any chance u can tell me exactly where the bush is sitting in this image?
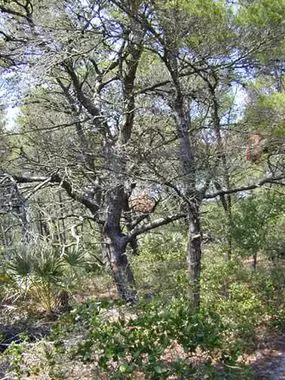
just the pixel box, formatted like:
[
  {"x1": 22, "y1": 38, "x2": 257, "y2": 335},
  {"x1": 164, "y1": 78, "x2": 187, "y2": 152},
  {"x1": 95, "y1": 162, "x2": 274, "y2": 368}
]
[
  {"x1": 201, "y1": 254, "x2": 285, "y2": 357},
  {"x1": 49, "y1": 297, "x2": 246, "y2": 378}
]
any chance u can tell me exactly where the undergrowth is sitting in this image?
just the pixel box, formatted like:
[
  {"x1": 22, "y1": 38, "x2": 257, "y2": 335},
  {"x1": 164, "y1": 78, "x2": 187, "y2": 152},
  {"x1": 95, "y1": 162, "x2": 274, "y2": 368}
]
[{"x1": 2, "y1": 247, "x2": 284, "y2": 379}]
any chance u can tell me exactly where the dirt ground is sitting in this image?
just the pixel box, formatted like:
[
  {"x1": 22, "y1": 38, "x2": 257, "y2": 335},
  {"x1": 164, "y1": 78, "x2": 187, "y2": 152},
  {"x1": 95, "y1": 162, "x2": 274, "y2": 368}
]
[{"x1": 251, "y1": 335, "x2": 285, "y2": 379}]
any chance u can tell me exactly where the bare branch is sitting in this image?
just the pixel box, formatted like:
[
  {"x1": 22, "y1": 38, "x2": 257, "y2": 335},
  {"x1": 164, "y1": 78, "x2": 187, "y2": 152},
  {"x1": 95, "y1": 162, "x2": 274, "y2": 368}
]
[
  {"x1": 205, "y1": 176, "x2": 285, "y2": 199},
  {"x1": 12, "y1": 173, "x2": 100, "y2": 219},
  {"x1": 128, "y1": 213, "x2": 185, "y2": 240}
]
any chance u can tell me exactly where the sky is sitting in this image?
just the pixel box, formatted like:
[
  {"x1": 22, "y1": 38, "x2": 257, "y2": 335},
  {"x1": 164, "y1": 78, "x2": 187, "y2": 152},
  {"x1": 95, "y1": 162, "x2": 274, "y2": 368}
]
[{"x1": 4, "y1": 107, "x2": 21, "y2": 130}]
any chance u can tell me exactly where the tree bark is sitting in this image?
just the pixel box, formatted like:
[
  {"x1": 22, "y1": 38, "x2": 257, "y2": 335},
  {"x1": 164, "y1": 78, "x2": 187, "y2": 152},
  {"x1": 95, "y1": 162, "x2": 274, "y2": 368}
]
[
  {"x1": 101, "y1": 184, "x2": 137, "y2": 303},
  {"x1": 252, "y1": 252, "x2": 257, "y2": 270},
  {"x1": 163, "y1": 41, "x2": 203, "y2": 309},
  {"x1": 172, "y1": 83, "x2": 203, "y2": 310},
  {"x1": 102, "y1": 229, "x2": 136, "y2": 303},
  {"x1": 186, "y1": 202, "x2": 202, "y2": 310},
  {"x1": 209, "y1": 79, "x2": 233, "y2": 261}
]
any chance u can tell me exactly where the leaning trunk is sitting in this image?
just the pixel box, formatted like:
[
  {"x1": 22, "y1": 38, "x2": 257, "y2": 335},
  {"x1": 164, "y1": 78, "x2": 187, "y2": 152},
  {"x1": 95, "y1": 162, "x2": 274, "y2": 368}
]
[
  {"x1": 102, "y1": 226, "x2": 136, "y2": 304},
  {"x1": 186, "y1": 202, "x2": 202, "y2": 310}
]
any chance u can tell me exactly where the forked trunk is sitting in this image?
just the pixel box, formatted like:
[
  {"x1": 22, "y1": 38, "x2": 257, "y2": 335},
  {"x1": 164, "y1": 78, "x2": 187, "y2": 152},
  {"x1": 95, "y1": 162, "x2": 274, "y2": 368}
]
[{"x1": 102, "y1": 231, "x2": 136, "y2": 304}]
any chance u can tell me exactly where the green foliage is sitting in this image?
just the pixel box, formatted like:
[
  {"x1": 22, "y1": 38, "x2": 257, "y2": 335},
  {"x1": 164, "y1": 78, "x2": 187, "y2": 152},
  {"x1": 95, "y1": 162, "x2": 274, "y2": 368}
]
[
  {"x1": 130, "y1": 228, "x2": 186, "y2": 300},
  {"x1": 231, "y1": 191, "x2": 285, "y2": 257},
  {"x1": 157, "y1": 0, "x2": 233, "y2": 53},
  {"x1": 202, "y1": 253, "x2": 285, "y2": 357},
  {"x1": 4, "y1": 243, "x2": 64, "y2": 311},
  {"x1": 1, "y1": 0, "x2": 285, "y2": 377},
  {"x1": 7, "y1": 249, "x2": 32, "y2": 278},
  {"x1": 202, "y1": 202, "x2": 231, "y2": 252},
  {"x1": 63, "y1": 246, "x2": 86, "y2": 268},
  {"x1": 47, "y1": 249, "x2": 285, "y2": 377},
  {"x1": 237, "y1": 0, "x2": 285, "y2": 26},
  {"x1": 202, "y1": 258, "x2": 262, "y2": 355},
  {"x1": 160, "y1": 0, "x2": 227, "y2": 19},
  {"x1": 3, "y1": 245, "x2": 285, "y2": 378},
  {"x1": 33, "y1": 249, "x2": 65, "y2": 283},
  {"x1": 245, "y1": 87, "x2": 285, "y2": 135},
  {"x1": 5, "y1": 340, "x2": 29, "y2": 377},
  {"x1": 204, "y1": 190, "x2": 285, "y2": 261},
  {"x1": 51, "y1": 297, "x2": 224, "y2": 378},
  {"x1": 140, "y1": 223, "x2": 186, "y2": 259}
]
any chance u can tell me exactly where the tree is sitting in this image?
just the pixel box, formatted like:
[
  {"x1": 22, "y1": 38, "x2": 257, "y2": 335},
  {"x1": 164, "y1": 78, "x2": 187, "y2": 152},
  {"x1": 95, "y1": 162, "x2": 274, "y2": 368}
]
[
  {"x1": 0, "y1": 0, "x2": 185, "y2": 303},
  {"x1": 1, "y1": 0, "x2": 285, "y2": 308},
  {"x1": 129, "y1": 0, "x2": 285, "y2": 308}
]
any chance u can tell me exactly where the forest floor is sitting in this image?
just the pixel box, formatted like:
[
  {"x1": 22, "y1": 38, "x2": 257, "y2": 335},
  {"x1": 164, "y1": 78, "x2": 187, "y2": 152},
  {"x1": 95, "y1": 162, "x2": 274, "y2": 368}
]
[
  {"x1": 1, "y1": 258, "x2": 285, "y2": 379},
  {"x1": 1, "y1": 304, "x2": 285, "y2": 379},
  {"x1": 248, "y1": 334, "x2": 285, "y2": 379}
]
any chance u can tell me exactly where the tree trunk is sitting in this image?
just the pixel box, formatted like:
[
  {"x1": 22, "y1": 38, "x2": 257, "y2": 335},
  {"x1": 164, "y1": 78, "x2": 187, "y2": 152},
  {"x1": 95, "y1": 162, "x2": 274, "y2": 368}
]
[
  {"x1": 186, "y1": 202, "x2": 202, "y2": 310},
  {"x1": 169, "y1": 74, "x2": 202, "y2": 310},
  {"x1": 102, "y1": 230, "x2": 136, "y2": 303},
  {"x1": 252, "y1": 252, "x2": 257, "y2": 270},
  {"x1": 101, "y1": 184, "x2": 137, "y2": 303},
  {"x1": 215, "y1": 183, "x2": 233, "y2": 261},
  {"x1": 172, "y1": 92, "x2": 202, "y2": 310},
  {"x1": 211, "y1": 85, "x2": 233, "y2": 261}
]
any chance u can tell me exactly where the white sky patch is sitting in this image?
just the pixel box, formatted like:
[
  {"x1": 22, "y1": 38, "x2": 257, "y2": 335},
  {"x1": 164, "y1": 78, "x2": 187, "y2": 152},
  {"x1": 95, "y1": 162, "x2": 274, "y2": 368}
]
[
  {"x1": 4, "y1": 107, "x2": 21, "y2": 131},
  {"x1": 231, "y1": 84, "x2": 248, "y2": 121}
]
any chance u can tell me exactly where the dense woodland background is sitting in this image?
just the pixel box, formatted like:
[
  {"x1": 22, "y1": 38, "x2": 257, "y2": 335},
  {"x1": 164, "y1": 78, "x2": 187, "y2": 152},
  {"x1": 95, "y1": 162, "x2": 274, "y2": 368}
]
[{"x1": 0, "y1": 0, "x2": 285, "y2": 378}]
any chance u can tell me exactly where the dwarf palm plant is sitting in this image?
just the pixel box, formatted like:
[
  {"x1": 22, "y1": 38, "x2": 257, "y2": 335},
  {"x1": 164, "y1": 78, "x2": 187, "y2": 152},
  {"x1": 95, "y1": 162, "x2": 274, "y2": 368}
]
[
  {"x1": 31, "y1": 247, "x2": 65, "y2": 312},
  {"x1": 5, "y1": 242, "x2": 65, "y2": 312}
]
